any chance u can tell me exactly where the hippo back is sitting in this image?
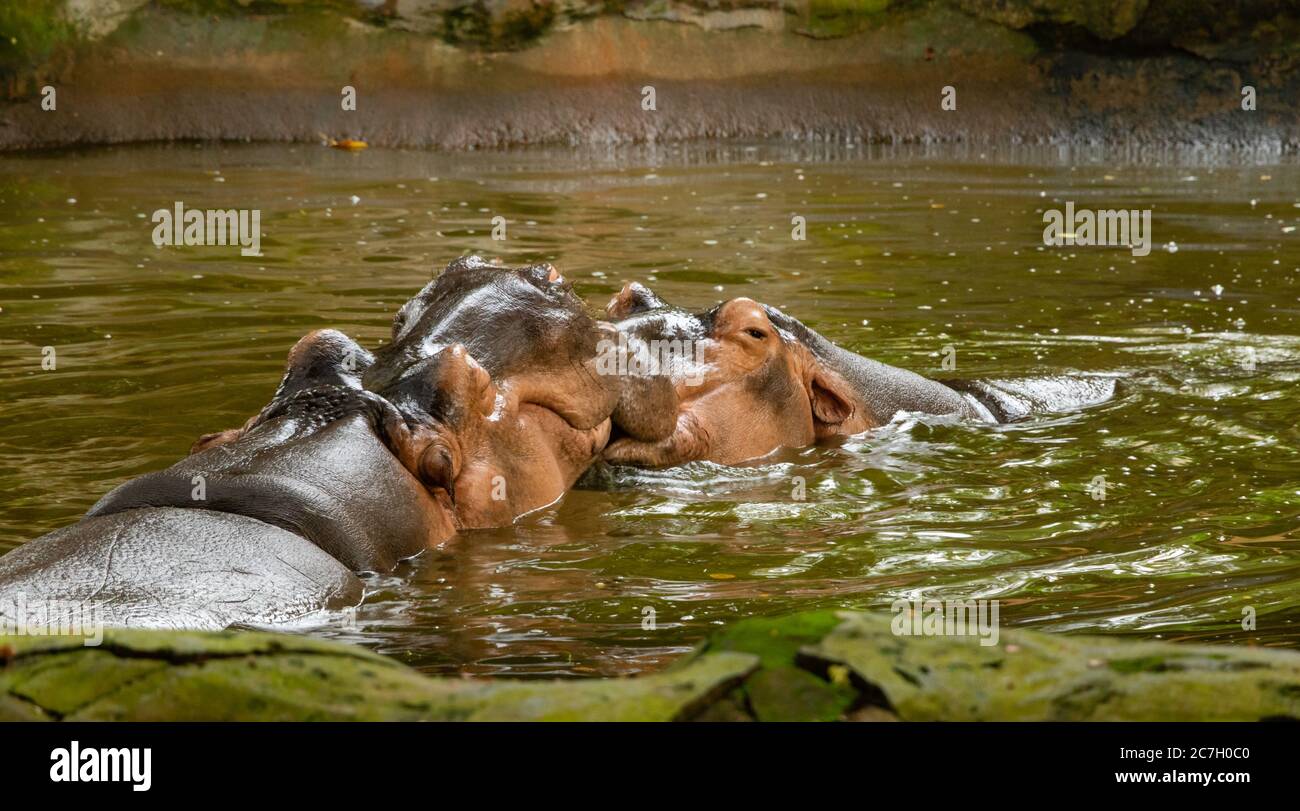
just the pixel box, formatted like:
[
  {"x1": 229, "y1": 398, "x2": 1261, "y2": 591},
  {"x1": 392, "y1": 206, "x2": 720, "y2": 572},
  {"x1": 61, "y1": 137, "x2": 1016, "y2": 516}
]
[
  {"x1": 0, "y1": 507, "x2": 362, "y2": 631},
  {"x1": 941, "y1": 376, "x2": 1119, "y2": 422}
]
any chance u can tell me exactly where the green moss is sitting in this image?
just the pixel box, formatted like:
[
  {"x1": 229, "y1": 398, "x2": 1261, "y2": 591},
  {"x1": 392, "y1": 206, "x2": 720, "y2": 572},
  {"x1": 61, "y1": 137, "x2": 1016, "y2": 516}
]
[
  {"x1": 0, "y1": 692, "x2": 52, "y2": 721},
  {"x1": 5, "y1": 614, "x2": 1300, "y2": 721},
  {"x1": 745, "y1": 665, "x2": 854, "y2": 721},
  {"x1": 701, "y1": 609, "x2": 843, "y2": 669},
  {"x1": 1107, "y1": 655, "x2": 1170, "y2": 674},
  {"x1": 699, "y1": 610, "x2": 857, "y2": 720},
  {"x1": 796, "y1": 0, "x2": 893, "y2": 39},
  {"x1": 804, "y1": 613, "x2": 1300, "y2": 721},
  {"x1": 0, "y1": 0, "x2": 84, "y2": 97},
  {"x1": 6, "y1": 650, "x2": 169, "y2": 717},
  {"x1": 0, "y1": 628, "x2": 757, "y2": 721}
]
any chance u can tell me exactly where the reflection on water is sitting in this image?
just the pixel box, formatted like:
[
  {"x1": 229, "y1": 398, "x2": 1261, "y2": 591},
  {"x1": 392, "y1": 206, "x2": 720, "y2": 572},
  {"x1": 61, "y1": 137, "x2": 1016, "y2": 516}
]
[{"x1": 1, "y1": 142, "x2": 1298, "y2": 676}]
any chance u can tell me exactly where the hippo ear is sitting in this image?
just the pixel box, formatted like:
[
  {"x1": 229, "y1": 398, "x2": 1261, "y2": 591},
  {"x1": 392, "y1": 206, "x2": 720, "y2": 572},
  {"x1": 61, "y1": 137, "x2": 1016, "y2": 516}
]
[
  {"x1": 279, "y1": 329, "x2": 373, "y2": 394},
  {"x1": 401, "y1": 346, "x2": 494, "y2": 497},
  {"x1": 808, "y1": 365, "x2": 856, "y2": 430},
  {"x1": 607, "y1": 281, "x2": 667, "y2": 320},
  {"x1": 190, "y1": 427, "x2": 246, "y2": 454},
  {"x1": 521, "y1": 262, "x2": 565, "y2": 286},
  {"x1": 442, "y1": 344, "x2": 497, "y2": 418}
]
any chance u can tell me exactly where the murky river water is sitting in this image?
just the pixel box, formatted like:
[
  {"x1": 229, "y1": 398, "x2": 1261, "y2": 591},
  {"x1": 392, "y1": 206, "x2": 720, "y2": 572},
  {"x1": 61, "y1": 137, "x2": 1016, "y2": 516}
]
[{"x1": 1, "y1": 142, "x2": 1297, "y2": 677}]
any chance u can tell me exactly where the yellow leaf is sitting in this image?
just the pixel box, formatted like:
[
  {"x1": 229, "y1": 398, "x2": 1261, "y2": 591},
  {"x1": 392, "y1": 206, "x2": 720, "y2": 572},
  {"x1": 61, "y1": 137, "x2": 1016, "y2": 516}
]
[{"x1": 329, "y1": 138, "x2": 369, "y2": 151}]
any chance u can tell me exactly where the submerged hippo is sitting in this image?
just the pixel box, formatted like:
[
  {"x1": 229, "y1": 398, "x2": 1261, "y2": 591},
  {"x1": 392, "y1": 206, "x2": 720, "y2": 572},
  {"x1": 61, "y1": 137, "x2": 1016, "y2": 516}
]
[
  {"x1": 356, "y1": 255, "x2": 667, "y2": 526},
  {"x1": 0, "y1": 328, "x2": 450, "y2": 630},
  {"x1": 601, "y1": 282, "x2": 1116, "y2": 467},
  {"x1": 0, "y1": 258, "x2": 1115, "y2": 631},
  {"x1": 0, "y1": 257, "x2": 661, "y2": 630}
]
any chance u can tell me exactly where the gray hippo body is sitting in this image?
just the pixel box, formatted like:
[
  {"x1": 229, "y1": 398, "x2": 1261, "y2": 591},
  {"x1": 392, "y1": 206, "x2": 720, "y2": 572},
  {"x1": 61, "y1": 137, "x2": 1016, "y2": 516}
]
[
  {"x1": 758, "y1": 304, "x2": 1116, "y2": 424},
  {"x1": 939, "y1": 376, "x2": 1118, "y2": 423},
  {"x1": 0, "y1": 508, "x2": 362, "y2": 630},
  {"x1": 0, "y1": 329, "x2": 454, "y2": 631}
]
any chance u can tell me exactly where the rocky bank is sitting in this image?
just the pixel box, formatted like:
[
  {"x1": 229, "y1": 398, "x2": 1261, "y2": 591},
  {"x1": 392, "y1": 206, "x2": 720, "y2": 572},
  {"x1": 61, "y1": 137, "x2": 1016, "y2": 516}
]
[
  {"x1": 4, "y1": 610, "x2": 1299, "y2": 721},
  {"x1": 0, "y1": 0, "x2": 1297, "y2": 150}
]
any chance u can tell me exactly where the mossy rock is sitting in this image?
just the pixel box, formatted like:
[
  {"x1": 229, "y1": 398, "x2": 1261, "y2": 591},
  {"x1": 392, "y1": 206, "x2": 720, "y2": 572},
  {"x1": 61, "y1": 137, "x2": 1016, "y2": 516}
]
[
  {"x1": 0, "y1": 0, "x2": 85, "y2": 95},
  {"x1": 0, "y1": 628, "x2": 757, "y2": 721},
  {"x1": 794, "y1": 0, "x2": 893, "y2": 39},
  {"x1": 800, "y1": 612, "x2": 1300, "y2": 721},
  {"x1": 696, "y1": 611, "x2": 859, "y2": 720},
  {"x1": 954, "y1": 0, "x2": 1149, "y2": 40},
  {"x1": 5, "y1": 614, "x2": 1300, "y2": 721}
]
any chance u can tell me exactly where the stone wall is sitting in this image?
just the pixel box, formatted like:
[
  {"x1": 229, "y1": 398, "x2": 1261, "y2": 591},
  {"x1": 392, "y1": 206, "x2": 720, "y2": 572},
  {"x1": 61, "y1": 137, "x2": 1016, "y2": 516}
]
[{"x1": 0, "y1": 0, "x2": 1296, "y2": 149}]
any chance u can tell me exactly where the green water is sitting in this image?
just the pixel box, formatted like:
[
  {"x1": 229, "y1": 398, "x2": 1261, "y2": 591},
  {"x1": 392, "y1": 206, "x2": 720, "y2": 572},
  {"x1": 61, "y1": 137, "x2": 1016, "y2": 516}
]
[{"x1": 1, "y1": 142, "x2": 1298, "y2": 676}]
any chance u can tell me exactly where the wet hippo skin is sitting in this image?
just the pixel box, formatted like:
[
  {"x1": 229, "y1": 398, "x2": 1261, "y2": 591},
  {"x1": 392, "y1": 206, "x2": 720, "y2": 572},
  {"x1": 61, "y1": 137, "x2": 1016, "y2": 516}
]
[
  {"x1": 360, "y1": 256, "x2": 664, "y2": 526},
  {"x1": 0, "y1": 260, "x2": 1117, "y2": 632},
  {"x1": 0, "y1": 328, "x2": 454, "y2": 630},
  {"x1": 0, "y1": 259, "x2": 664, "y2": 631},
  {"x1": 759, "y1": 303, "x2": 1117, "y2": 423},
  {"x1": 602, "y1": 282, "x2": 1115, "y2": 467},
  {"x1": 0, "y1": 508, "x2": 363, "y2": 630},
  {"x1": 105, "y1": 328, "x2": 458, "y2": 573},
  {"x1": 88, "y1": 413, "x2": 449, "y2": 575}
]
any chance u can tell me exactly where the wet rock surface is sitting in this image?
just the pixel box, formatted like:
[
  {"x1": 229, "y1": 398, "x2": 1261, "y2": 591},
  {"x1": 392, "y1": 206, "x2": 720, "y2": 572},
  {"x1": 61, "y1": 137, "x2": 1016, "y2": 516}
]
[
  {"x1": 4, "y1": 611, "x2": 1298, "y2": 721},
  {"x1": 0, "y1": 627, "x2": 758, "y2": 720}
]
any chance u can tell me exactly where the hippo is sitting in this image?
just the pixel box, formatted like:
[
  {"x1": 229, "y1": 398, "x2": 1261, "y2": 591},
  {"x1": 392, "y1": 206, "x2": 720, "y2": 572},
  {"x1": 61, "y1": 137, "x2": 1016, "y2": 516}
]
[
  {"x1": 0, "y1": 328, "x2": 451, "y2": 630},
  {"x1": 356, "y1": 255, "x2": 669, "y2": 526},
  {"x1": 600, "y1": 282, "x2": 1116, "y2": 467},
  {"x1": 0, "y1": 256, "x2": 662, "y2": 630},
  {"x1": 0, "y1": 259, "x2": 1115, "y2": 631}
]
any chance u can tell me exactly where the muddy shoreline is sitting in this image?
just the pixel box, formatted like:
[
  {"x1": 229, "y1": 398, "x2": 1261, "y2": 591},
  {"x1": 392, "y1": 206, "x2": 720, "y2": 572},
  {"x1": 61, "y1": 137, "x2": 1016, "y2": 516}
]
[{"x1": 2, "y1": 4, "x2": 1297, "y2": 152}]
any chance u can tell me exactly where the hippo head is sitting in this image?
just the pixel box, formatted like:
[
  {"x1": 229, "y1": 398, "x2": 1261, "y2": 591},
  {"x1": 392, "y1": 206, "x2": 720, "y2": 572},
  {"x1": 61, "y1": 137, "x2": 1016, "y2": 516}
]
[
  {"x1": 362, "y1": 256, "x2": 620, "y2": 526},
  {"x1": 601, "y1": 282, "x2": 869, "y2": 467},
  {"x1": 108, "y1": 328, "x2": 457, "y2": 573}
]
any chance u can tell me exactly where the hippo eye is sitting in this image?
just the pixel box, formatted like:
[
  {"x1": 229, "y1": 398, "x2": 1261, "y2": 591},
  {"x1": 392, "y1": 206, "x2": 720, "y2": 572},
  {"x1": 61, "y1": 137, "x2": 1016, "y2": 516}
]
[{"x1": 745, "y1": 328, "x2": 767, "y2": 340}]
